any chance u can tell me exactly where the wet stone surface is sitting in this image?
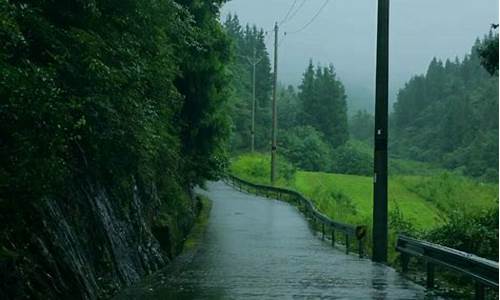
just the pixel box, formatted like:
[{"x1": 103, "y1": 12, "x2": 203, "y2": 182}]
[{"x1": 115, "y1": 181, "x2": 439, "y2": 300}]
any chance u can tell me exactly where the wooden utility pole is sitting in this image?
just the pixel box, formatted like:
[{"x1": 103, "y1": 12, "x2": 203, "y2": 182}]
[
  {"x1": 372, "y1": 0, "x2": 390, "y2": 263},
  {"x1": 241, "y1": 47, "x2": 264, "y2": 153},
  {"x1": 271, "y1": 22, "x2": 278, "y2": 185},
  {"x1": 251, "y1": 47, "x2": 256, "y2": 152}
]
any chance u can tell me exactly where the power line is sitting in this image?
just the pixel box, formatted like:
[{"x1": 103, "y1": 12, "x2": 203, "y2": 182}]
[
  {"x1": 286, "y1": 0, "x2": 307, "y2": 24},
  {"x1": 279, "y1": 0, "x2": 298, "y2": 25},
  {"x1": 286, "y1": 0, "x2": 330, "y2": 35}
]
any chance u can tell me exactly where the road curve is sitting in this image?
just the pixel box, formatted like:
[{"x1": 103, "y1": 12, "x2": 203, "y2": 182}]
[{"x1": 115, "y1": 181, "x2": 438, "y2": 299}]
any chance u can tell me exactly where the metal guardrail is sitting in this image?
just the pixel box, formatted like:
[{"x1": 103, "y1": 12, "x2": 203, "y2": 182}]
[
  {"x1": 226, "y1": 174, "x2": 367, "y2": 258},
  {"x1": 396, "y1": 235, "x2": 499, "y2": 300}
]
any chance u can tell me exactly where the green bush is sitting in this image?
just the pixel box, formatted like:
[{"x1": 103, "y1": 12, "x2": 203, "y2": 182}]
[
  {"x1": 279, "y1": 126, "x2": 332, "y2": 172},
  {"x1": 331, "y1": 142, "x2": 372, "y2": 176},
  {"x1": 425, "y1": 206, "x2": 498, "y2": 261}
]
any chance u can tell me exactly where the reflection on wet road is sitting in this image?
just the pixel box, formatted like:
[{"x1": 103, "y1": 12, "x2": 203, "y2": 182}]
[{"x1": 116, "y1": 181, "x2": 438, "y2": 299}]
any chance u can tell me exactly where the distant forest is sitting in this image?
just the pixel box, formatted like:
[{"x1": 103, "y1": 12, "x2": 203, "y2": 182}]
[
  {"x1": 224, "y1": 15, "x2": 498, "y2": 182},
  {"x1": 390, "y1": 34, "x2": 498, "y2": 182}
]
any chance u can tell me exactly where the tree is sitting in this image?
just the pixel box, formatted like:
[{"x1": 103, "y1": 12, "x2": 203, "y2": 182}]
[
  {"x1": 298, "y1": 61, "x2": 349, "y2": 148},
  {"x1": 298, "y1": 60, "x2": 316, "y2": 126},
  {"x1": 478, "y1": 30, "x2": 499, "y2": 75},
  {"x1": 350, "y1": 110, "x2": 374, "y2": 142},
  {"x1": 277, "y1": 85, "x2": 300, "y2": 130},
  {"x1": 279, "y1": 126, "x2": 332, "y2": 172},
  {"x1": 223, "y1": 15, "x2": 272, "y2": 152}
]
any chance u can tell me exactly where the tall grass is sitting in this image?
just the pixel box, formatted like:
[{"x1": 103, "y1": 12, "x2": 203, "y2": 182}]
[{"x1": 229, "y1": 152, "x2": 498, "y2": 263}]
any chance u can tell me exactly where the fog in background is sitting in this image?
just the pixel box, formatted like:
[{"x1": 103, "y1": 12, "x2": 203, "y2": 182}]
[{"x1": 221, "y1": 0, "x2": 499, "y2": 114}]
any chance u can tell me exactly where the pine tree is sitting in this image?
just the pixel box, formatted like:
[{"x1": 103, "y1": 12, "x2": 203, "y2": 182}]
[
  {"x1": 223, "y1": 15, "x2": 272, "y2": 152},
  {"x1": 298, "y1": 60, "x2": 316, "y2": 126},
  {"x1": 298, "y1": 61, "x2": 348, "y2": 148}
]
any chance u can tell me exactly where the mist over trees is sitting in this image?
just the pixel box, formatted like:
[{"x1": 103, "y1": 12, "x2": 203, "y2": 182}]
[
  {"x1": 223, "y1": 15, "x2": 498, "y2": 183},
  {"x1": 349, "y1": 110, "x2": 374, "y2": 143},
  {"x1": 223, "y1": 16, "x2": 352, "y2": 174},
  {"x1": 391, "y1": 33, "x2": 499, "y2": 182}
]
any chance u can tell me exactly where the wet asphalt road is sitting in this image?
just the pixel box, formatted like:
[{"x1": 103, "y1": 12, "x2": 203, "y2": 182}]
[{"x1": 115, "y1": 181, "x2": 438, "y2": 299}]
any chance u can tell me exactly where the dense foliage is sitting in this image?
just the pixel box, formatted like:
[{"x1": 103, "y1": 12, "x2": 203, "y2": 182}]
[
  {"x1": 478, "y1": 32, "x2": 499, "y2": 75},
  {"x1": 273, "y1": 61, "x2": 352, "y2": 173},
  {"x1": 223, "y1": 17, "x2": 352, "y2": 176},
  {"x1": 391, "y1": 33, "x2": 499, "y2": 182},
  {"x1": 0, "y1": 0, "x2": 231, "y2": 288},
  {"x1": 223, "y1": 14, "x2": 272, "y2": 152},
  {"x1": 331, "y1": 141, "x2": 372, "y2": 176},
  {"x1": 279, "y1": 125, "x2": 331, "y2": 172},
  {"x1": 298, "y1": 61, "x2": 349, "y2": 148},
  {"x1": 425, "y1": 206, "x2": 498, "y2": 261},
  {"x1": 0, "y1": 0, "x2": 230, "y2": 191}
]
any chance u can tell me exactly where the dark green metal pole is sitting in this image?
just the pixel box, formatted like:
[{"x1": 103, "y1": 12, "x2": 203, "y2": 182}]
[{"x1": 372, "y1": 0, "x2": 389, "y2": 263}]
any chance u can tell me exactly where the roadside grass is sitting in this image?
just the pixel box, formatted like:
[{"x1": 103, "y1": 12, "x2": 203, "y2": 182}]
[
  {"x1": 294, "y1": 171, "x2": 444, "y2": 231},
  {"x1": 229, "y1": 152, "x2": 296, "y2": 186},
  {"x1": 229, "y1": 152, "x2": 498, "y2": 262},
  {"x1": 182, "y1": 195, "x2": 212, "y2": 253}
]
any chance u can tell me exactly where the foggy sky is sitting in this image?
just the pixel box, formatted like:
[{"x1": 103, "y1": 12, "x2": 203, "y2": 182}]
[{"x1": 221, "y1": 0, "x2": 498, "y2": 113}]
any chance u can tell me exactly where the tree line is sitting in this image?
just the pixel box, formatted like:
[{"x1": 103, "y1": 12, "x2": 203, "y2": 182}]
[
  {"x1": 391, "y1": 32, "x2": 499, "y2": 181},
  {"x1": 223, "y1": 15, "x2": 352, "y2": 173},
  {"x1": 223, "y1": 14, "x2": 273, "y2": 152}
]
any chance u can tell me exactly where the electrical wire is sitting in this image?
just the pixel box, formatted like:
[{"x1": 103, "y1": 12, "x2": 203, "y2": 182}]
[
  {"x1": 286, "y1": 0, "x2": 330, "y2": 35},
  {"x1": 279, "y1": 0, "x2": 299, "y2": 25},
  {"x1": 286, "y1": 0, "x2": 307, "y2": 24}
]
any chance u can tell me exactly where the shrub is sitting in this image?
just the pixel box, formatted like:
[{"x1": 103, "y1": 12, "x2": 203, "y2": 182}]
[
  {"x1": 279, "y1": 126, "x2": 332, "y2": 172},
  {"x1": 331, "y1": 142, "x2": 372, "y2": 176},
  {"x1": 425, "y1": 206, "x2": 498, "y2": 261}
]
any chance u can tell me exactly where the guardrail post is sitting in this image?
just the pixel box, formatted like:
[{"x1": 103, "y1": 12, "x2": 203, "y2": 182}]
[
  {"x1": 475, "y1": 282, "x2": 485, "y2": 300},
  {"x1": 321, "y1": 223, "x2": 325, "y2": 240},
  {"x1": 345, "y1": 235, "x2": 350, "y2": 254},
  {"x1": 401, "y1": 253, "x2": 409, "y2": 273},
  {"x1": 358, "y1": 238, "x2": 364, "y2": 258},
  {"x1": 331, "y1": 229, "x2": 335, "y2": 246},
  {"x1": 426, "y1": 262, "x2": 434, "y2": 289}
]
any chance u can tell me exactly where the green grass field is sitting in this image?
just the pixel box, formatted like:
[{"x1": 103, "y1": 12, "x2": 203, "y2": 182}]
[
  {"x1": 294, "y1": 171, "x2": 444, "y2": 230},
  {"x1": 229, "y1": 152, "x2": 498, "y2": 261}
]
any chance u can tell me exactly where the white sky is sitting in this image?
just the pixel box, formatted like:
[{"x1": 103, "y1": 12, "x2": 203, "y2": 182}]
[{"x1": 221, "y1": 0, "x2": 499, "y2": 112}]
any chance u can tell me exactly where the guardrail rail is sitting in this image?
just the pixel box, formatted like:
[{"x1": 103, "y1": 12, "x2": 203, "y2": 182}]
[
  {"x1": 396, "y1": 235, "x2": 499, "y2": 300},
  {"x1": 226, "y1": 174, "x2": 367, "y2": 258}
]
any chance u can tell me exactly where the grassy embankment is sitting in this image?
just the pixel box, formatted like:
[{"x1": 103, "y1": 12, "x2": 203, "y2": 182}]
[
  {"x1": 229, "y1": 152, "x2": 498, "y2": 261},
  {"x1": 182, "y1": 195, "x2": 212, "y2": 253}
]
